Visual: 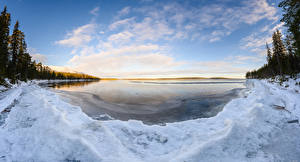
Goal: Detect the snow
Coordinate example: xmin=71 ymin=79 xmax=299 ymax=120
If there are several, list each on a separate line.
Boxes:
xmin=0 ymin=86 xmax=6 ymax=91
xmin=0 ymin=84 xmax=23 ymax=112
xmin=0 ymin=78 xmax=300 ymax=161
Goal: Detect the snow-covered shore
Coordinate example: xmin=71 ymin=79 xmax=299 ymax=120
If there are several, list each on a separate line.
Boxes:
xmin=0 ymin=78 xmax=300 ymax=162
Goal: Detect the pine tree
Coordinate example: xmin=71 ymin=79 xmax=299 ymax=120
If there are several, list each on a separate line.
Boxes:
xmin=0 ymin=7 xmax=99 ymax=82
xmin=246 ymin=0 xmax=300 ymax=79
xmin=266 ymin=43 xmax=275 ymax=76
xmin=266 ymin=43 xmax=272 ymax=64
xmin=28 ymin=61 xmax=37 ymax=79
xmin=0 ymin=6 xmax=10 ymax=77
xmin=279 ymin=0 xmax=300 ymax=56
xmin=285 ymin=34 xmax=297 ymax=73
xmin=22 ymin=53 xmax=31 ymax=80
xmin=8 ymin=21 xmax=21 ymax=82
xmin=17 ymin=31 xmax=28 ymax=81
xmin=272 ymin=30 xmax=288 ymax=76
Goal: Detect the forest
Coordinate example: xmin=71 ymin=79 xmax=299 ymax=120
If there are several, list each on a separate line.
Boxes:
xmin=246 ymin=0 xmax=300 ymax=79
xmin=0 ymin=6 xmax=99 ymax=84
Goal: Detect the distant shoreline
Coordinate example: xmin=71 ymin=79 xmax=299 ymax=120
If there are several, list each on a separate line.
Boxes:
xmin=99 ymin=77 xmax=245 ymax=80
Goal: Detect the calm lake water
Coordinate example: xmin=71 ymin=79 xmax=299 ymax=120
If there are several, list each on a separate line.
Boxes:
xmin=44 ymin=79 xmax=246 ymax=124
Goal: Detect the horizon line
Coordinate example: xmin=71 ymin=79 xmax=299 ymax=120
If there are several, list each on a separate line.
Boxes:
xmin=99 ymin=76 xmax=245 ymax=80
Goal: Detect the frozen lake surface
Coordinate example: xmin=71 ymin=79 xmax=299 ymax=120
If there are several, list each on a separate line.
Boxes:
xmin=43 ymin=79 xmax=245 ymax=124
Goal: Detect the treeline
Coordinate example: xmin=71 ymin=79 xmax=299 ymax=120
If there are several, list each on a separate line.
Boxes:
xmin=246 ymin=30 xmax=300 ymax=79
xmin=246 ymin=0 xmax=299 ymax=79
xmin=0 ymin=6 xmax=99 ymax=83
xmin=32 ymin=64 xmax=99 ymax=80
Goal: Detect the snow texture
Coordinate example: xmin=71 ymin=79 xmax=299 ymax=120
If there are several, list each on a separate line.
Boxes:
xmin=0 ymin=78 xmax=300 ymax=162
xmin=0 ymin=84 xmax=23 ymax=112
xmin=0 ymin=86 xmax=6 ymax=91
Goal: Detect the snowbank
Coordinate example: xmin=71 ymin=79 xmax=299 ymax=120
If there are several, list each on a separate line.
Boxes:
xmin=0 ymin=86 xmax=6 ymax=91
xmin=0 ymin=82 xmax=25 ymax=112
xmin=0 ymin=78 xmax=299 ymax=161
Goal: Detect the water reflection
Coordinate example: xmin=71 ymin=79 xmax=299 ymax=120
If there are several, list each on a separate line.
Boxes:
xmin=45 ymin=79 xmax=246 ymax=124
xmin=47 ymin=80 xmax=100 ymax=89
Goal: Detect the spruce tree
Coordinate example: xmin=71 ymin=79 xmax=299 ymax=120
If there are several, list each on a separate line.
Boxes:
xmin=246 ymin=0 xmax=300 ymax=79
xmin=266 ymin=43 xmax=274 ymax=76
xmin=0 ymin=7 xmax=99 ymax=82
xmin=9 ymin=21 xmax=21 ymax=82
xmin=21 ymin=53 xmax=31 ymax=81
xmin=279 ymin=0 xmax=300 ymax=56
xmin=266 ymin=43 xmax=272 ymax=64
xmin=272 ymin=30 xmax=288 ymax=76
xmin=285 ymin=34 xmax=297 ymax=73
xmin=17 ymin=31 xmax=28 ymax=81
xmin=0 ymin=6 xmax=10 ymax=77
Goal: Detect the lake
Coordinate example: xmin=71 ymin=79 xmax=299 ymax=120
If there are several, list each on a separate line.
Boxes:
xmin=43 ymin=79 xmax=246 ymax=124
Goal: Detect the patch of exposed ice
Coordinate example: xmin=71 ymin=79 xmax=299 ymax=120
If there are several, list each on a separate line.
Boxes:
xmin=92 ymin=114 xmax=115 ymax=121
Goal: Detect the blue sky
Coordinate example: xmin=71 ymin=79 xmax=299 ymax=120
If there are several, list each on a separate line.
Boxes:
xmin=0 ymin=0 xmax=284 ymax=78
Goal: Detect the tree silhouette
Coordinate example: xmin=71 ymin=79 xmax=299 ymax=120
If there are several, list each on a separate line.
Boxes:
xmin=0 ymin=6 xmax=10 ymax=78
xmin=0 ymin=7 xmax=99 ymax=83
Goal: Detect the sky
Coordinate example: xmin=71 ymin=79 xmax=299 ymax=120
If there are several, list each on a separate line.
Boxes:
xmin=0 ymin=0 xmax=284 ymax=78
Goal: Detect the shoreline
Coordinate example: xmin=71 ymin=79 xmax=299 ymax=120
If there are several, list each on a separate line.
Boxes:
xmin=0 ymin=78 xmax=299 ymax=161
xmin=103 ymin=77 xmax=245 ymax=81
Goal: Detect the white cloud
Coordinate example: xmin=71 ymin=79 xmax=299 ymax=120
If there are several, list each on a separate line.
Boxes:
xmin=251 ymin=48 xmax=267 ymax=57
xmin=109 ymin=17 xmax=135 ymax=30
xmin=233 ymin=55 xmax=263 ymax=63
xmin=118 ymin=7 xmax=130 ymax=16
xmin=240 ymin=0 xmax=278 ymax=24
xmin=59 ymin=42 xmax=254 ymax=78
xmin=53 ymin=0 xmax=280 ymax=78
xmin=131 ymin=17 xmax=174 ymax=41
xmin=209 ymin=37 xmax=221 ymax=43
xmin=242 ymin=33 xmax=273 ymax=49
xmin=90 ymin=7 xmax=99 ymax=16
xmin=67 ymin=45 xmax=182 ymax=77
xmin=241 ymin=22 xmax=284 ymax=55
xmin=58 ymin=0 xmax=279 ymax=48
xmin=75 ymin=44 xmax=161 ymax=58
xmin=108 ymin=31 xmax=134 ymax=44
xmin=28 ymin=48 xmax=48 ymax=63
xmin=108 ymin=16 xmax=175 ymax=43
xmin=125 ymin=0 xmax=278 ymax=42
xmin=55 ymin=23 xmax=96 ymax=47
xmin=208 ymin=30 xmax=231 ymax=42
xmin=192 ymin=61 xmax=249 ymax=73
xmin=67 ymin=52 xmax=250 ymax=78
xmin=31 ymin=54 xmax=47 ymax=63
xmin=238 ymin=21 xmax=284 ymax=66
xmin=48 ymin=66 xmax=78 ymax=73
